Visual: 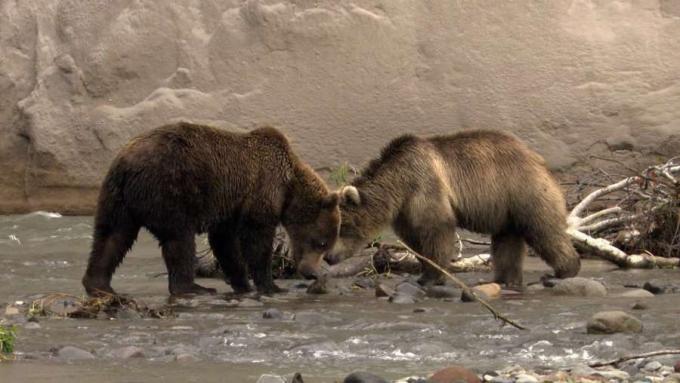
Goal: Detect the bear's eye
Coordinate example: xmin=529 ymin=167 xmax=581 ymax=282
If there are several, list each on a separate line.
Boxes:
xmin=313 ymin=239 xmax=328 ymax=250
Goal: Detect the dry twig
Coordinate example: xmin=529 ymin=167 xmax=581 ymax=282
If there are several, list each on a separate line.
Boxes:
xmin=397 ymin=240 xmax=527 ymax=330
xmin=567 ymin=158 xmax=680 ymax=268
xmin=589 ymin=349 xmax=680 ymax=368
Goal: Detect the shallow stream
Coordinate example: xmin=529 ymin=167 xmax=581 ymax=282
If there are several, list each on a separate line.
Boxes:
xmin=1 ymin=213 xmax=679 ymax=382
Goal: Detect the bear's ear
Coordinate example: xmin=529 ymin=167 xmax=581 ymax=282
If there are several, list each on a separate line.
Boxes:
xmin=320 ymin=192 xmax=340 ymax=209
xmin=340 ymin=186 xmax=361 ymax=206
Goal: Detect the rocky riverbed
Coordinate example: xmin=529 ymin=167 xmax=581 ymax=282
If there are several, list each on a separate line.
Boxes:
xmin=1 ymin=213 xmax=679 ymax=382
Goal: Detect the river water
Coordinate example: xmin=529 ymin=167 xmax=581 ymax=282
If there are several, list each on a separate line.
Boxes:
xmin=1 ymin=213 xmax=679 ymax=382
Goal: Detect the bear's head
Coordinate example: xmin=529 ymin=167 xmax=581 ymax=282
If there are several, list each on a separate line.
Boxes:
xmin=325 ymin=185 xmax=374 ymax=265
xmin=283 ymin=189 xmax=340 ymax=280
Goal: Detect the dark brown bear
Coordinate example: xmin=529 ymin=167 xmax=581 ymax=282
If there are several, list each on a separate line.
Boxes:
xmin=327 ymin=130 xmax=580 ymax=288
xmin=82 ymin=122 xmax=339 ymax=297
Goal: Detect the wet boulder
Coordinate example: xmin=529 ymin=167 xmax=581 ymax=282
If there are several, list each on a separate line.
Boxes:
xmin=375 ymin=283 xmax=395 ymax=298
xmin=676 ymin=360 xmax=680 ymax=373
xmin=643 ymin=280 xmax=680 ymax=295
xmin=461 ymin=283 xmax=501 ymax=302
xmin=618 ymin=289 xmax=655 ymax=299
xmin=552 ymin=277 xmax=607 ymax=297
xmin=343 ymin=371 xmax=389 ymax=383
xmin=429 ymin=366 xmax=480 ymax=383
xmin=587 ymin=311 xmax=642 ymax=334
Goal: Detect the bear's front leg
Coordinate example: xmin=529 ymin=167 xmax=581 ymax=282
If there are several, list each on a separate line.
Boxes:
xmin=162 ymin=235 xmax=217 ymax=296
xmin=239 ymin=223 xmax=286 ymax=295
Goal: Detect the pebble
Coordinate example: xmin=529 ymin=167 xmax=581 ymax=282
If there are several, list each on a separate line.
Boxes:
xmin=375 ymin=283 xmax=395 ymax=298
xmin=256 ymin=374 xmax=287 ymax=383
xmin=632 ymin=302 xmax=649 ymax=310
xmin=343 ymin=371 xmax=389 ymax=383
xmin=514 ymin=374 xmax=538 ymax=383
xmin=552 ymin=277 xmax=607 ymax=297
xmin=262 ymin=308 xmax=283 ymax=320
xmin=644 ymin=361 xmax=663 ymax=372
xmin=430 ymin=365 xmax=481 ymax=383
xmin=57 ymin=346 xmax=95 ymax=360
xmin=23 ymin=322 xmax=41 ymax=330
xmin=4 ymin=305 xmax=20 ymax=316
xmin=593 ymin=369 xmax=630 ymax=381
xmin=587 ymin=311 xmax=643 ymax=334
xmin=353 ymin=277 xmax=374 ymax=289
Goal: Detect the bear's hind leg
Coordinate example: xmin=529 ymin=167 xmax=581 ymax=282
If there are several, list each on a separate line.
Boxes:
xmin=208 ymin=224 xmax=252 ymax=294
xmin=527 ymin=229 xmax=580 ymax=279
xmin=491 ymin=232 xmax=526 ymax=289
xmin=82 ymin=224 xmax=140 ymax=297
xmin=161 ymin=234 xmax=217 ymax=296
xmin=239 ymin=224 xmax=284 ymax=295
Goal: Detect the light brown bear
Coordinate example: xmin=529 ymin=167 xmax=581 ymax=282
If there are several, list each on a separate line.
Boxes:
xmin=82 ymin=122 xmax=339 ymax=297
xmin=326 ymin=130 xmax=580 ymax=288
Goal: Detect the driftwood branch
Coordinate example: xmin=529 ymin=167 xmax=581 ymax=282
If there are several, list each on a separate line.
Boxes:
xmin=589 ymin=349 xmax=680 ymax=368
xmin=397 ymin=240 xmax=527 ymax=330
xmin=567 ymin=158 xmax=680 ymax=268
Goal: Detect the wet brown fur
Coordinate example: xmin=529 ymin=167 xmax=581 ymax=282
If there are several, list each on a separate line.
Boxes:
xmin=82 ymin=122 xmax=339 ymax=297
xmin=334 ymin=130 xmax=580 ymax=287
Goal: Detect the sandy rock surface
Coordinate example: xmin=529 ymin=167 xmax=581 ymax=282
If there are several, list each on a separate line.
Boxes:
xmin=2 ymin=1 xmax=680 ymax=213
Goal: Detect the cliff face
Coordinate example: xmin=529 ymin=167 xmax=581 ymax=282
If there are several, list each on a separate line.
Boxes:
xmin=1 ymin=0 xmax=679 ymax=214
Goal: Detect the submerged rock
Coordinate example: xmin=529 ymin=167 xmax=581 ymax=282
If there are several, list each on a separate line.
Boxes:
xmin=262 ymin=308 xmax=283 ymax=320
xmin=592 ymin=368 xmax=630 ymax=381
xmin=343 ymin=371 xmax=389 ymax=383
xmin=552 ymin=277 xmax=607 ymax=297
xmin=57 ymin=346 xmax=95 ymax=360
xmin=109 ymin=346 xmax=144 ymax=359
xmin=426 ymin=285 xmax=460 ymax=299
xmin=430 ymin=366 xmax=481 ymax=383
xmin=238 ymin=298 xmax=263 ymax=308
xmin=619 ymin=289 xmax=655 ymax=299
xmin=395 ymin=281 xmax=426 ymax=299
xmin=389 ymin=293 xmax=416 ymax=305
xmin=306 ymin=276 xmax=329 ymax=295
xmin=587 ymin=311 xmax=642 ymax=334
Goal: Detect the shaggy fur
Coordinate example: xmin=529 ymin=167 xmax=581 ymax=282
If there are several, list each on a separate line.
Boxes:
xmin=82 ymin=122 xmax=339 ymax=297
xmin=328 ymin=130 xmax=580 ymax=288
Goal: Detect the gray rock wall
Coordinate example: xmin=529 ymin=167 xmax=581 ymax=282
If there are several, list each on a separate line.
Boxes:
xmin=1 ymin=0 xmax=679 ymax=213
